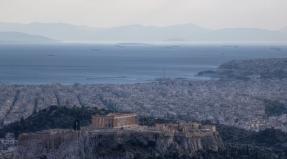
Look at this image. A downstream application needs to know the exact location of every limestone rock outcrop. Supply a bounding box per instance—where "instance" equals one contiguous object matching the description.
[16,125,223,159]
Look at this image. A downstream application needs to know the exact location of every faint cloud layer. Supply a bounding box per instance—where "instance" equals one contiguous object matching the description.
[0,0,286,29]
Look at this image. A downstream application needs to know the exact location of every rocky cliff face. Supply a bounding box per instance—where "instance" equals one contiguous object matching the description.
[16,128,223,159]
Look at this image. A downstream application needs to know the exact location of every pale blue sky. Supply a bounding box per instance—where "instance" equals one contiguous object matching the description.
[0,0,286,30]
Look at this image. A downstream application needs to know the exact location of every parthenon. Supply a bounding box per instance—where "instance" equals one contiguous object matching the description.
[91,113,138,129]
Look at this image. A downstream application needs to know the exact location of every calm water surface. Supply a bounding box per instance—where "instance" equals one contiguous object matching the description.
[0,43,286,84]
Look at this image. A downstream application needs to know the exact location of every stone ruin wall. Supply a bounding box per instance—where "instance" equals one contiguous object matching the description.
[154,123,217,136]
[18,130,79,151]
[91,116,114,129]
[112,114,137,128]
[91,113,138,129]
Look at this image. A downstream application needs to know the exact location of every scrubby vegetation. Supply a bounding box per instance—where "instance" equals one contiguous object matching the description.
[217,125,287,159]
[0,106,110,137]
[264,99,287,116]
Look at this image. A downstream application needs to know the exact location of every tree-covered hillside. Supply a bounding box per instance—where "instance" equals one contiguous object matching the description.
[0,106,110,137]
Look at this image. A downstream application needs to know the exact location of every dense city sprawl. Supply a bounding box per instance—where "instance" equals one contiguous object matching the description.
[0,78,286,132]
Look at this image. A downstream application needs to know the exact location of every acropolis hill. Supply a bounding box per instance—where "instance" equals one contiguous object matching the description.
[15,113,223,159]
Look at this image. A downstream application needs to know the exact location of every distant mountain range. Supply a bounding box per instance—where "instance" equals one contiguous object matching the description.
[0,22,286,43]
[0,32,57,44]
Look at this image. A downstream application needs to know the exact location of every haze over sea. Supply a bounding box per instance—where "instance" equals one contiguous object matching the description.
[0,43,287,84]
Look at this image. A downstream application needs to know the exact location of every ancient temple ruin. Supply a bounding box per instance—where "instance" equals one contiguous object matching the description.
[91,113,138,129]
[16,113,223,159]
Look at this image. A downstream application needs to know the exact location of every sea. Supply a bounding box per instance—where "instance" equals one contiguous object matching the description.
[0,43,287,84]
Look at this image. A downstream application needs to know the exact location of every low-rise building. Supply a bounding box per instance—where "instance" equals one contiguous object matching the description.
[0,133,18,151]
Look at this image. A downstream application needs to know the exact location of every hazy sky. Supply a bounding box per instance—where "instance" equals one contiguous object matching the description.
[0,0,287,30]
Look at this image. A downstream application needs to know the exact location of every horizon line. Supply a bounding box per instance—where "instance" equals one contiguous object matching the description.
[0,21,286,31]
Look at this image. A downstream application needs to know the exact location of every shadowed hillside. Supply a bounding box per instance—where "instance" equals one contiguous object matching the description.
[0,106,110,137]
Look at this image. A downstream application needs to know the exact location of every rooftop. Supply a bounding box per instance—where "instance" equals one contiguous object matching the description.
[106,113,137,117]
